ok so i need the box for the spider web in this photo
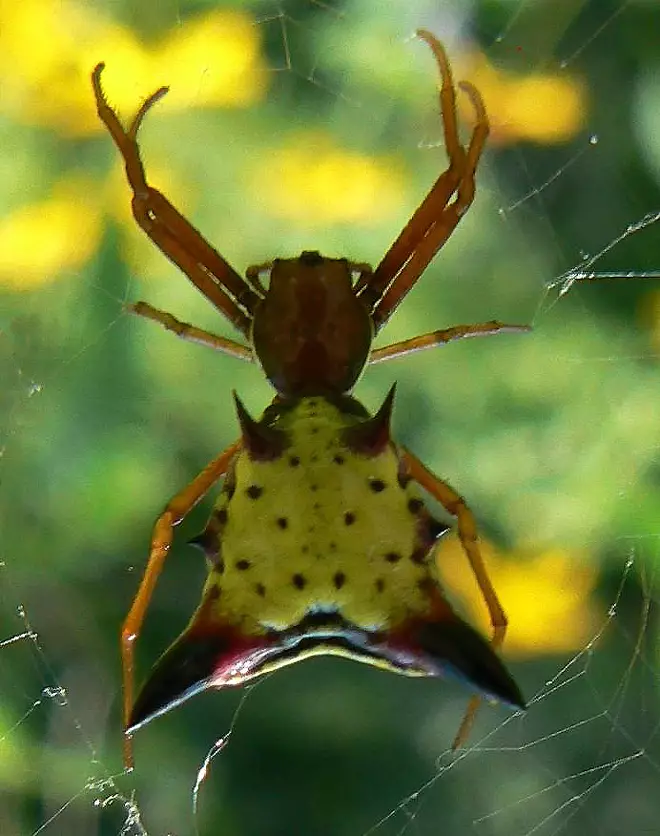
[1,0,659,834]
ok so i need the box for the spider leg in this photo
[128,301,254,362]
[91,64,259,338]
[401,448,510,748]
[121,439,241,769]
[360,30,488,330]
[369,321,530,364]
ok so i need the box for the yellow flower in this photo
[461,50,587,144]
[153,12,265,109]
[251,131,406,226]
[0,1,267,135]
[437,536,600,658]
[641,290,660,354]
[0,4,267,289]
[0,178,102,289]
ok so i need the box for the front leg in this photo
[359,31,489,330]
[91,64,257,336]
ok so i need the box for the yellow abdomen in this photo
[196,396,447,635]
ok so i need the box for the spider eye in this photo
[299,250,324,265]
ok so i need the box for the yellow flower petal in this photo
[462,50,587,145]
[0,179,102,289]
[252,131,406,226]
[0,0,136,134]
[0,2,265,135]
[437,536,600,658]
[152,10,267,108]
[641,289,660,353]
[0,0,91,86]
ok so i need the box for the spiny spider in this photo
[92,29,527,770]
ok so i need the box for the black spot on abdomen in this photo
[292,573,307,590]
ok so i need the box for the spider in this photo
[92,29,527,770]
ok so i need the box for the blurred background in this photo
[1,0,659,834]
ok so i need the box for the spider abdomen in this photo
[197,395,448,633]
[129,393,524,733]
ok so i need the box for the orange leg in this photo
[121,440,241,769]
[369,321,530,364]
[402,448,508,747]
[91,65,258,337]
[360,30,489,330]
[128,301,254,362]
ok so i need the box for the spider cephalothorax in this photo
[250,253,374,395]
[92,30,527,768]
